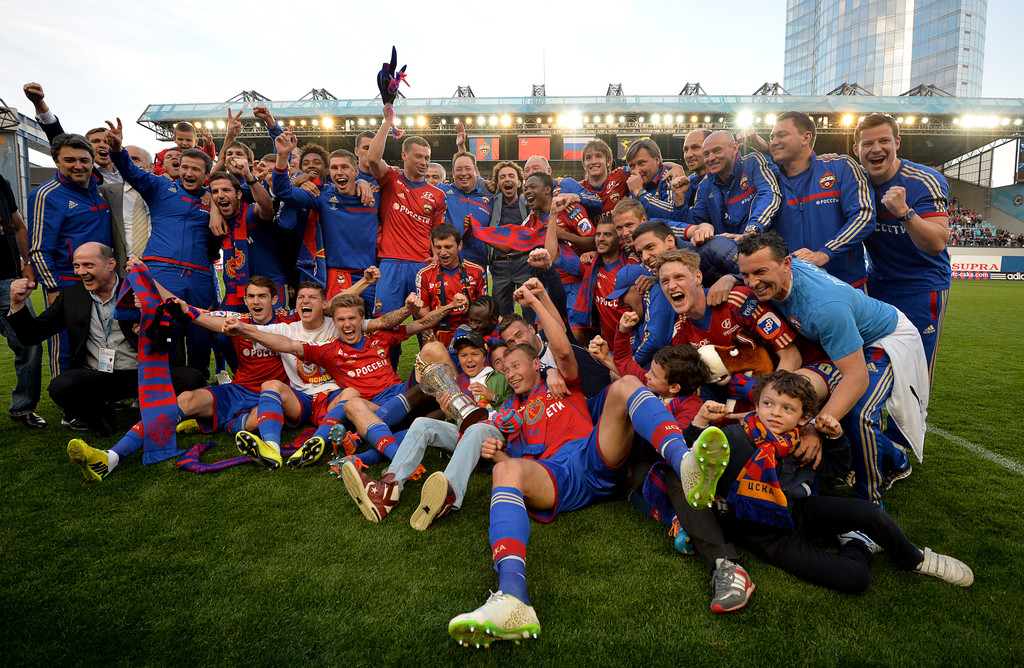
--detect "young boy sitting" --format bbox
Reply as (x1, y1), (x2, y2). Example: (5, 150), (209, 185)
(680, 370), (973, 612)
(340, 333), (513, 530)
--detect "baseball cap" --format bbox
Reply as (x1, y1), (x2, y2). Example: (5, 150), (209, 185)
(607, 264), (653, 301)
(453, 332), (488, 351)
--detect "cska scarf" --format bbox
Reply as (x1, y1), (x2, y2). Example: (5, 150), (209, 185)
(468, 215), (547, 252)
(221, 202), (251, 308)
(114, 267), (184, 465)
(727, 412), (800, 529)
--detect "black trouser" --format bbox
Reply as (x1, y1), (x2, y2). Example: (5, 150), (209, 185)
(720, 496), (924, 594)
(490, 255), (535, 320)
(48, 366), (207, 428)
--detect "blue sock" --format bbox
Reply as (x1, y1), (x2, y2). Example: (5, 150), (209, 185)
(112, 421), (145, 459)
(489, 486), (531, 605)
(364, 422), (399, 461)
(353, 448), (383, 466)
(314, 400), (348, 441)
(626, 387), (688, 474)
(256, 389), (284, 446)
(226, 413), (250, 436)
(375, 394), (411, 427)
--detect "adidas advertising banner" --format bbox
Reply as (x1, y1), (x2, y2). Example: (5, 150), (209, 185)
(949, 249), (1024, 281)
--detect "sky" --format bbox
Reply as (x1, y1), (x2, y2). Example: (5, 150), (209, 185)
(2, 0), (1022, 165)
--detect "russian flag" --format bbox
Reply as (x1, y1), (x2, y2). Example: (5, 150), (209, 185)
(518, 136), (550, 160)
(563, 136), (592, 160)
(470, 137), (500, 161)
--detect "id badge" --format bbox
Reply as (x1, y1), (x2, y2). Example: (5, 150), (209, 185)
(98, 347), (116, 373)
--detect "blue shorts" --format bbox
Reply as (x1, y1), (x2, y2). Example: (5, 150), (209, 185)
(374, 258), (427, 316)
(198, 384), (260, 434)
(372, 375), (416, 405)
(531, 419), (627, 522)
(290, 388), (315, 427)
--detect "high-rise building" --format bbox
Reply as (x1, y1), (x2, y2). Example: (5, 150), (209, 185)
(784, 0), (986, 97)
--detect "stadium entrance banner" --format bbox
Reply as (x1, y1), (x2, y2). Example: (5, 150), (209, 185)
(519, 136), (550, 160)
(563, 136), (594, 160)
(616, 135), (651, 160)
(469, 137), (499, 161)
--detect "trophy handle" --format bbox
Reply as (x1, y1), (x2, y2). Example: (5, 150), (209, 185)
(458, 406), (489, 434)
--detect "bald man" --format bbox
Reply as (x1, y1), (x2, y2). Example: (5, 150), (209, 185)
(683, 130), (782, 237)
(7, 242), (205, 436)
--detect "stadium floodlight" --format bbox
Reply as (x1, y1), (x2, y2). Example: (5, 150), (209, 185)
(651, 113), (661, 124)
(664, 116), (673, 126)
(358, 118), (366, 126)
(501, 115), (512, 126)
(300, 120), (307, 126)
(417, 116), (427, 127)
(765, 113), (777, 125)
(1002, 118), (1010, 126)
(440, 118), (447, 125)
(1016, 119), (1023, 125)
(718, 117), (724, 122)
(559, 111), (583, 129)
(736, 110), (754, 128)
(906, 116), (915, 125)
(755, 116), (762, 123)
(393, 117), (401, 126)
(605, 114), (614, 124)
(488, 116), (498, 126)
(194, 121), (203, 128)
(953, 117), (961, 125)
(703, 116), (710, 123)
(405, 117), (414, 126)
(920, 117), (929, 124)
(618, 116), (625, 122)
(216, 120), (226, 130)
(311, 119), (319, 126)
(547, 117), (554, 123)
(896, 117), (904, 124)
(841, 114), (854, 126)
(516, 117), (523, 123)
(536, 117), (542, 123)
(466, 117), (473, 124)
(690, 115), (698, 123)
(288, 120), (295, 126)
(322, 118), (333, 128)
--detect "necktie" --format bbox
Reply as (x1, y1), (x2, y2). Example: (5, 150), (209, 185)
(131, 196), (149, 258)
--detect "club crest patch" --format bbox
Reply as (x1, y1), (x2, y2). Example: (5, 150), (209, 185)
(524, 398), (544, 424)
(819, 173), (836, 189)
(740, 175), (749, 190)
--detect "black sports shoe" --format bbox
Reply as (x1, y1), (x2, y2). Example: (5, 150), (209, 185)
(61, 416), (90, 431)
(11, 411), (47, 429)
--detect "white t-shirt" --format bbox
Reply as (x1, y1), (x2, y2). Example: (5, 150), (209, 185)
(259, 319), (340, 395)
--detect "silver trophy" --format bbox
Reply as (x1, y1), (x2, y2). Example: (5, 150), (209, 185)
(415, 359), (488, 432)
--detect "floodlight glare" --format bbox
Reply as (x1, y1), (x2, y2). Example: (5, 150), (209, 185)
(488, 116), (498, 126)
(765, 113), (777, 125)
(736, 111), (754, 128)
(322, 118), (333, 128)
(417, 116), (427, 127)
(841, 114), (854, 126)
(651, 114), (661, 123)
(501, 115), (512, 126)
(216, 120), (226, 130)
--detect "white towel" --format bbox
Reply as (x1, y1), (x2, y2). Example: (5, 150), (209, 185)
(868, 311), (930, 462)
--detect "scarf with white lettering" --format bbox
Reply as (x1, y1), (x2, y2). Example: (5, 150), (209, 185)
(727, 412), (799, 529)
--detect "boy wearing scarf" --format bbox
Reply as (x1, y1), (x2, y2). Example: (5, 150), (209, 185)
(682, 370), (972, 612)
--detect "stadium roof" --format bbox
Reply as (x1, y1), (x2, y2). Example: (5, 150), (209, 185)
(139, 94), (1024, 167)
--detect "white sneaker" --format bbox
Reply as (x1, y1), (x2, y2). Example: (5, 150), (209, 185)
(682, 426), (730, 508)
(448, 591), (540, 648)
(914, 547), (974, 587)
(838, 530), (884, 555)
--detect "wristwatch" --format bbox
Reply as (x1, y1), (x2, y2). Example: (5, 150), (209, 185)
(899, 208), (916, 223)
(246, 178), (258, 185)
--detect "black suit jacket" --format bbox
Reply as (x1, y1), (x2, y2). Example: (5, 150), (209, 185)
(8, 281), (138, 370)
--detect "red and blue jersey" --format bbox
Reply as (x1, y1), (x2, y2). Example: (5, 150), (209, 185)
(110, 149), (214, 274)
(438, 182), (492, 267)
(670, 287), (796, 351)
(502, 376), (593, 460)
(214, 308), (295, 393)
(775, 154), (875, 287)
(415, 260), (487, 345)
(864, 159), (951, 292)
(301, 326), (409, 399)
(525, 204), (594, 284)
(378, 167), (446, 262)
(272, 168), (380, 273)
(686, 152), (782, 234)
(28, 170), (111, 292)
(579, 167), (630, 215)
(573, 253), (635, 341)
(554, 177), (603, 220)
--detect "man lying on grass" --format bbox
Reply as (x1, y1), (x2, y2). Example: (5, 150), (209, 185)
(680, 369), (972, 607)
(445, 278), (724, 648)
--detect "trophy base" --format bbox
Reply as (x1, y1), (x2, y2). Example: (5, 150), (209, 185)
(458, 406), (489, 434)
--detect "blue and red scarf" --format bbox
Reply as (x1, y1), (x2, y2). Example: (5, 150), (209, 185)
(114, 267), (184, 465)
(468, 215), (547, 252)
(727, 412), (799, 529)
(221, 202), (251, 307)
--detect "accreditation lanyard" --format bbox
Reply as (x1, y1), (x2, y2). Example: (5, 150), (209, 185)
(94, 298), (117, 373)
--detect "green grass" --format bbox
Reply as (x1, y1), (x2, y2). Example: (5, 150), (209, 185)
(1, 281), (1022, 666)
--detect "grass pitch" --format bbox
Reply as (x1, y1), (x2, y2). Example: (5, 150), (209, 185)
(0, 281), (1022, 666)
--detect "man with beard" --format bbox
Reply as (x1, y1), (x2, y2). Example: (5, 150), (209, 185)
(487, 161), (531, 317)
(105, 120), (219, 374)
(365, 106), (447, 316)
(570, 216), (635, 343)
(686, 131), (782, 236)
(416, 223), (486, 346)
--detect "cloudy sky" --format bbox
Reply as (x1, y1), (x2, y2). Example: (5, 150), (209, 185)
(2, 0), (1020, 164)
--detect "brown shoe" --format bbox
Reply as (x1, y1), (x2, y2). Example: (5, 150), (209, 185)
(410, 471), (457, 531)
(341, 462), (399, 522)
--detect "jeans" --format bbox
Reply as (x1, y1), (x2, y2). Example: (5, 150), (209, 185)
(0, 278), (42, 414)
(387, 418), (502, 507)
(490, 256), (535, 317)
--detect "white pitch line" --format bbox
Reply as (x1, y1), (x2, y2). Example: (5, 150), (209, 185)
(928, 425), (1024, 475)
